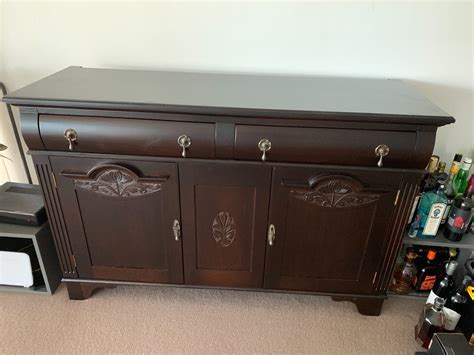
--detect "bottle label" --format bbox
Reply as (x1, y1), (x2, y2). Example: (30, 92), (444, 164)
(407, 194), (421, 224)
(441, 199), (452, 224)
(443, 308), (461, 331)
(413, 275), (437, 291)
(422, 203), (446, 236)
(426, 290), (438, 305)
(447, 206), (473, 234)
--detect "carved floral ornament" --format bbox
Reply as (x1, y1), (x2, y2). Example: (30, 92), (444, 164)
(73, 166), (162, 197)
(290, 176), (379, 208)
(212, 211), (236, 247)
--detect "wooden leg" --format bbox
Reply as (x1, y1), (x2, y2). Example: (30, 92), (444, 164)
(331, 296), (385, 316)
(65, 282), (116, 300)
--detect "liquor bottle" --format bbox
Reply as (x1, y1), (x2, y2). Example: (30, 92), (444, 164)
(453, 157), (472, 195)
(436, 161), (446, 174)
(408, 156), (442, 224)
(443, 276), (472, 331)
(415, 297), (446, 349)
(442, 155), (463, 224)
(443, 248), (458, 271)
(410, 181), (447, 238)
(420, 155), (440, 192)
(390, 248), (418, 295)
(426, 260), (458, 304)
(444, 175), (474, 242)
(413, 249), (443, 292)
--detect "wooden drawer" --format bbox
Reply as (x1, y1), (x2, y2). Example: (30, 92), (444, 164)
(234, 125), (416, 168)
(39, 115), (215, 158)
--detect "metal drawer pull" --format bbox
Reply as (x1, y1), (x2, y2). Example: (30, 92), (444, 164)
(375, 144), (390, 168)
(177, 135), (191, 158)
(267, 224), (275, 246)
(258, 139), (272, 162)
(172, 219), (181, 241)
(64, 129), (78, 151)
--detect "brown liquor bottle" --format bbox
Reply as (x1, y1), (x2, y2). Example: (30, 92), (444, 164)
(415, 297), (445, 348)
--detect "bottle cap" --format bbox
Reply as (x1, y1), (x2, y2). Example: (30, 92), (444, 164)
(427, 249), (437, 260)
(461, 157), (472, 170)
(427, 156), (439, 173)
(437, 161), (446, 173)
(454, 153), (463, 162)
(449, 161), (461, 174)
(446, 261), (458, 275)
(433, 297), (445, 308)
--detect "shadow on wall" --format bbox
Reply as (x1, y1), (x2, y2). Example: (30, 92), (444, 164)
(406, 79), (474, 163)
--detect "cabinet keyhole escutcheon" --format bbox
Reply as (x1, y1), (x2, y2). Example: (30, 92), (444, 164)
(267, 224), (276, 246)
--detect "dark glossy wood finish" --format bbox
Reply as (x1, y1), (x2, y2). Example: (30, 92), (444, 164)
(4, 67), (454, 125)
(264, 167), (401, 294)
(51, 157), (183, 283)
(40, 114), (215, 158)
(179, 163), (271, 288)
(6, 68), (454, 315)
(235, 125), (417, 168)
(331, 296), (385, 316)
(65, 281), (116, 300)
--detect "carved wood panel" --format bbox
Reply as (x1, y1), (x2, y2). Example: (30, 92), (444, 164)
(212, 211), (237, 247)
(289, 175), (379, 208)
(62, 164), (163, 198)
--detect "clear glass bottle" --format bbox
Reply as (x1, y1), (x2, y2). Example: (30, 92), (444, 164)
(390, 248), (417, 295)
(415, 297), (445, 349)
(410, 181), (448, 238)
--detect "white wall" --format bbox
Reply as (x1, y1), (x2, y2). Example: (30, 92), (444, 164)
(1, 1), (473, 183)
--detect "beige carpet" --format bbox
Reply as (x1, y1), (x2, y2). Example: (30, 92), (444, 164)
(0, 284), (425, 354)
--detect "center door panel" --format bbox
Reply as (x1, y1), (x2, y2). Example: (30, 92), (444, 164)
(179, 163), (271, 288)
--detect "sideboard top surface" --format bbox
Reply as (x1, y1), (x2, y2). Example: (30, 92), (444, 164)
(4, 66), (453, 125)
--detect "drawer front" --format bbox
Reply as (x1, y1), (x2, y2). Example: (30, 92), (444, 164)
(234, 125), (416, 168)
(39, 115), (215, 158)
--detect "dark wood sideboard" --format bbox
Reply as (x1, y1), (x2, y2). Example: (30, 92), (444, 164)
(4, 67), (454, 315)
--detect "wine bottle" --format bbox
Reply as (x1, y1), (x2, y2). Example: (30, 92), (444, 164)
(426, 260), (458, 304)
(453, 157), (472, 195)
(443, 276), (472, 331)
(444, 175), (474, 242)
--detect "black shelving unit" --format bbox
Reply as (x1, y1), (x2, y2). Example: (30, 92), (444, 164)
(388, 229), (474, 300)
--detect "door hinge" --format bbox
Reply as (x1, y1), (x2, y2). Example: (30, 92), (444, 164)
(71, 254), (77, 268)
(51, 171), (57, 189)
(372, 271), (378, 284)
(394, 189), (400, 206)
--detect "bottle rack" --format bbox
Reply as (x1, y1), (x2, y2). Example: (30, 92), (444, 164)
(388, 228), (474, 300)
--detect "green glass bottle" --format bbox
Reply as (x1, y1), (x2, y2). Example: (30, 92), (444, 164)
(453, 157), (472, 195)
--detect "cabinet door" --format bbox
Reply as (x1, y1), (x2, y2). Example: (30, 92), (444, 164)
(264, 167), (402, 294)
(51, 156), (183, 283)
(179, 163), (271, 288)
